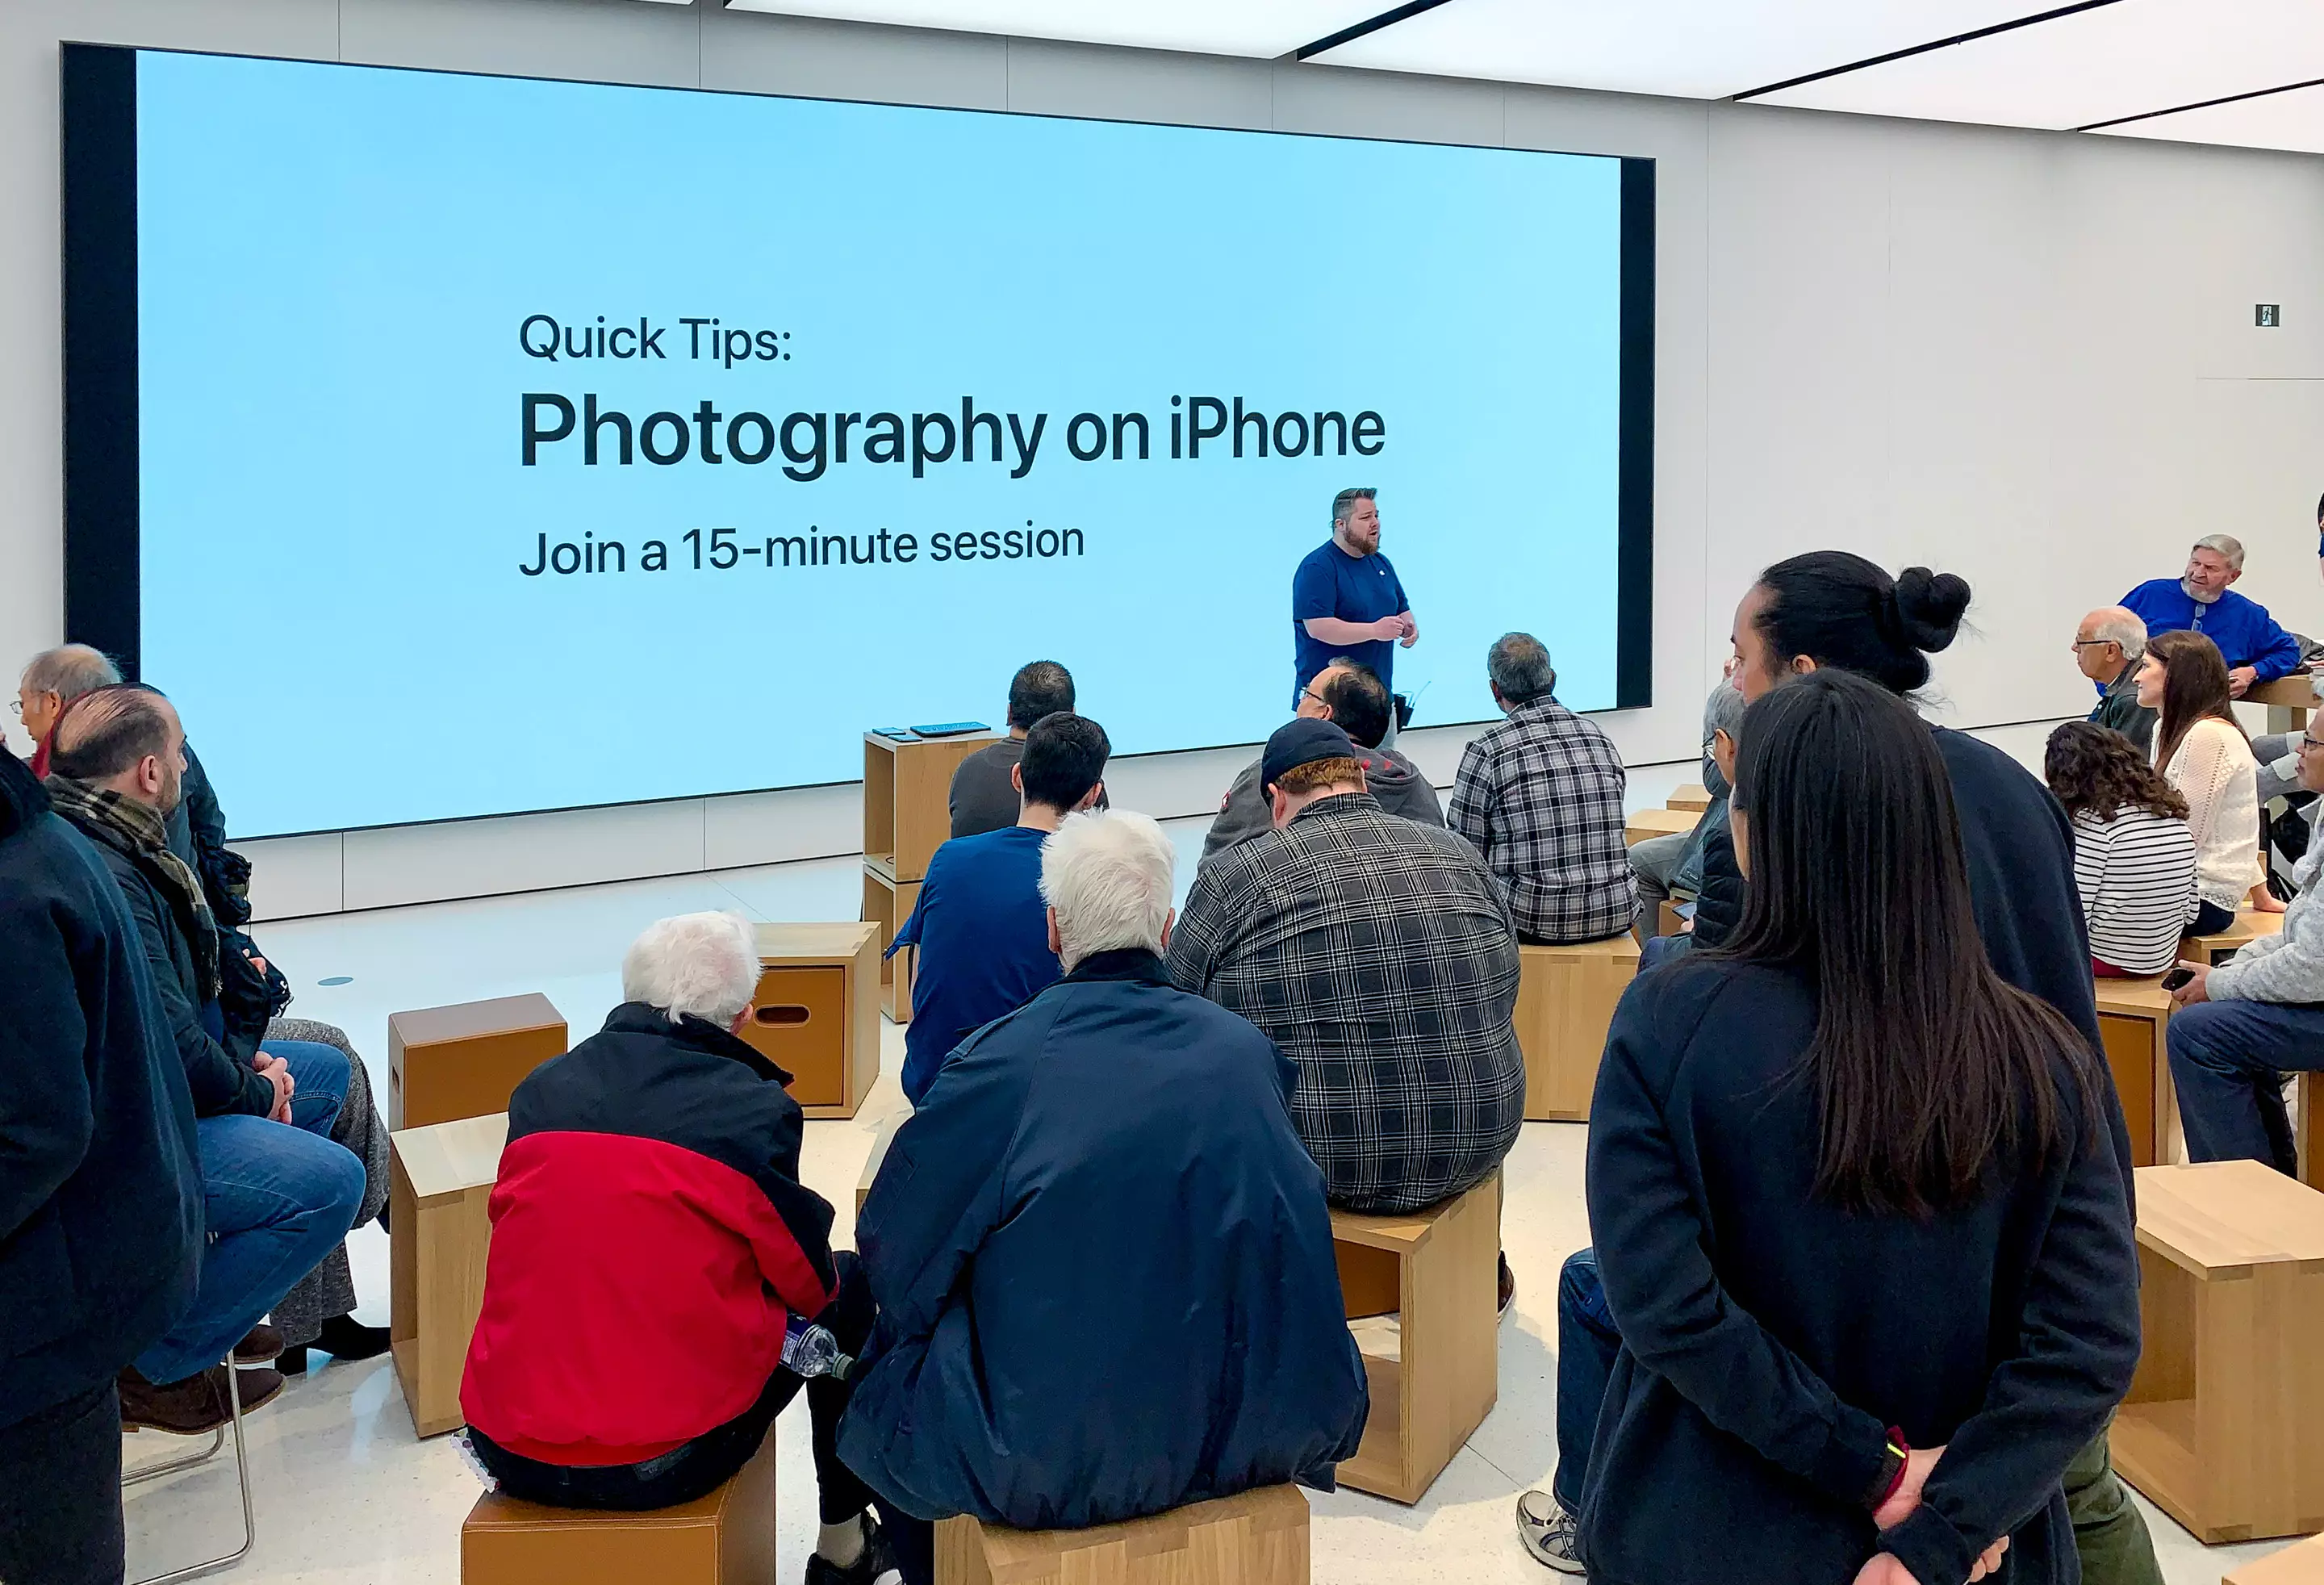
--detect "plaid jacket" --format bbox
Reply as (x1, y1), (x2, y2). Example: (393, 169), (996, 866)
(1448, 698), (1635, 944)
(1166, 792), (1524, 1215)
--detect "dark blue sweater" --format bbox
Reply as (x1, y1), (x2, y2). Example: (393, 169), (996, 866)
(893, 825), (1060, 1104)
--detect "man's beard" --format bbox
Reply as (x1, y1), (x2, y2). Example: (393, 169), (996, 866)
(2181, 576), (2221, 604)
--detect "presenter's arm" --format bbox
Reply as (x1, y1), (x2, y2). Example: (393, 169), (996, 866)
(1302, 616), (1406, 646)
(1398, 611), (1418, 649)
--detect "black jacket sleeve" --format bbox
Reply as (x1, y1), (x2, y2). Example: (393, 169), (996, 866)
(115, 865), (271, 1118)
(1690, 819), (1745, 949)
(0, 895), (98, 1242)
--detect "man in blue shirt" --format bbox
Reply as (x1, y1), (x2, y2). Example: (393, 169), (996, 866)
(2120, 534), (2302, 698)
(892, 712), (1110, 1103)
(1292, 487), (1416, 713)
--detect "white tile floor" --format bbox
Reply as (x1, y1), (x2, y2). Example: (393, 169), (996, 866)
(121, 826), (2287, 1585)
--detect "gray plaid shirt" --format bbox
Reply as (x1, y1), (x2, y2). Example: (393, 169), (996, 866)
(1448, 698), (1635, 944)
(1167, 792), (1524, 1215)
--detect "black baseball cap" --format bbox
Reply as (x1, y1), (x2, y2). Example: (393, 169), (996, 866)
(1261, 718), (1359, 794)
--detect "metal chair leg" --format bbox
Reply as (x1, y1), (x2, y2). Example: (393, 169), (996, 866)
(124, 1361), (257, 1585)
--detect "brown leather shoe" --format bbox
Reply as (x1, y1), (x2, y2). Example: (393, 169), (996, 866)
(232, 1323), (283, 1365)
(119, 1364), (284, 1434)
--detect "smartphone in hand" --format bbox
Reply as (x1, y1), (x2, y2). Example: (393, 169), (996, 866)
(2160, 967), (2196, 992)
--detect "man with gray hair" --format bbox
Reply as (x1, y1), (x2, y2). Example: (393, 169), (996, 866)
(2121, 535), (2301, 698)
(845, 811), (1367, 1585)
(1448, 633), (1635, 943)
(15, 643), (119, 759)
(463, 910), (897, 1585)
(1291, 486), (1415, 736)
(2074, 606), (2157, 755)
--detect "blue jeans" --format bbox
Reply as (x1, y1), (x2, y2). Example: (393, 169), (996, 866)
(2167, 997), (2324, 1174)
(1552, 1248), (1620, 1514)
(135, 1044), (364, 1383)
(1639, 933), (1693, 973)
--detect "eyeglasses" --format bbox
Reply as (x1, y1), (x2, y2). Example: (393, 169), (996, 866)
(2301, 735), (2324, 751)
(1301, 687), (1330, 708)
(6, 700), (18, 717)
(2071, 640), (2117, 649)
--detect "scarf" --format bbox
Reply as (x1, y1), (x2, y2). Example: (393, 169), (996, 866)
(46, 773), (220, 1001)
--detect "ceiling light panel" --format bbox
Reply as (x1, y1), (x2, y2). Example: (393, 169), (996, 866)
(1309, 0), (2052, 101)
(2094, 78), (2324, 154)
(721, 1), (1386, 60)
(1756, 0), (2324, 132)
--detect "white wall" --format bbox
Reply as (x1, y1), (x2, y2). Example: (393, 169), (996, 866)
(2, 0), (2318, 918)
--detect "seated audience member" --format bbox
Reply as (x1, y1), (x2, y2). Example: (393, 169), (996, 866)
(1537, 672), (2140, 1585)
(1171, 720), (1524, 1217)
(1204, 657), (1442, 862)
(0, 749), (203, 1585)
(2120, 535), (2301, 698)
(462, 912), (893, 1585)
(842, 813), (1367, 1585)
(2167, 721), (2324, 1174)
(1448, 633), (1634, 945)
(45, 686), (363, 1432)
(2139, 630), (2266, 931)
(2073, 607), (2157, 756)
(1631, 676), (1744, 914)
(2045, 722), (2199, 977)
(893, 713), (1109, 1104)
(947, 660), (1106, 839)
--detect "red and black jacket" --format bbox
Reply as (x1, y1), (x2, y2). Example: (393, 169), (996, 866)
(459, 1002), (838, 1466)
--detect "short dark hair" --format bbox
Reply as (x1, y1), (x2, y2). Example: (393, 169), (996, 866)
(1331, 487), (1374, 528)
(1019, 713), (1110, 812)
(48, 684), (175, 781)
(1006, 660), (1076, 731)
(1316, 659), (1391, 748)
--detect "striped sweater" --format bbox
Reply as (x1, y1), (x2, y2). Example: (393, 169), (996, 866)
(2071, 808), (2198, 974)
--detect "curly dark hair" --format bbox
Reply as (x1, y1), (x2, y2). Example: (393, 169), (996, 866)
(2044, 721), (2189, 822)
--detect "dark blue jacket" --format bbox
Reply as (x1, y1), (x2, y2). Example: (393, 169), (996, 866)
(838, 949), (1368, 1529)
(2121, 578), (2303, 681)
(0, 752), (202, 1428)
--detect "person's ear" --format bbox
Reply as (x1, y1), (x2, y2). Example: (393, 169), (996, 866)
(1790, 654), (1819, 677)
(1075, 780), (1104, 812)
(137, 754), (164, 800)
(2226, 566), (2242, 588)
(1730, 807), (1753, 882)
(1269, 784), (1292, 827)
(1010, 763), (1024, 793)
(729, 1007), (753, 1035)
(1159, 906), (1177, 954)
(1047, 906), (1062, 958)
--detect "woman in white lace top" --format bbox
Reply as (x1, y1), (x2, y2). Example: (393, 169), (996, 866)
(2138, 629), (2263, 935)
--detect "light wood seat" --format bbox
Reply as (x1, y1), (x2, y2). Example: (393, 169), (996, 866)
(746, 922), (880, 1119)
(1328, 1175), (1499, 1505)
(2114, 1162), (2324, 1544)
(462, 1430), (773, 1584)
(1665, 784), (1711, 813)
(391, 1113), (508, 1438)
(2186, 907), (2286, 967)
(2230, 1531), (2324, 1583)
(2095, 975), (2173, 1169)
(388, 993), (565, 1131)
(857, 1112), (904, 1217)
(935, 1484), (1308, 1585)
(1515, 936), (1641, 1122)
(1622, 806), (1697, 847)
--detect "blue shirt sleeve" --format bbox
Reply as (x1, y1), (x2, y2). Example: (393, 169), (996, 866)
(1291, 550), (1337, 623)
(2251, 607), (2304, 683)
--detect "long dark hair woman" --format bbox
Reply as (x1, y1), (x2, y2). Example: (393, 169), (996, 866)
(1578, 671), (2138, 1585)
(2138, 629), (2266, 931)
(2045, 721), (2198, 977)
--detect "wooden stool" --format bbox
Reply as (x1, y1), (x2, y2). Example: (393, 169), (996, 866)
(462, 1429), (773, 1584)
(863, 730), (997, 885)
(1514, 937), (1641, 1122)
(2096, 976), (2173, 1169)
(1329, 1175), (1499, 1504)
(861, 868), (920, 1023)
(2186, 908), (2286, 966)
(2113, 1161), (2324, 1542)
(935, 1483), (1307, 1585)
(2301, 1073), (2321, 1190)
(745, 923), (880, 1118)
(1666, 784), (1711, 813)
(2230, 1532), (2324, 1583)
(388, 994), (566, 1131)
(1623, 807), (1697, 847)
(390, 1112), (507, 1437)
(857, 1112), (904, 1217)
(1653, 898), (1688, 939)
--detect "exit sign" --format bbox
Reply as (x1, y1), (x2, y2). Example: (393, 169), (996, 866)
(2257, 304), (2282, 327)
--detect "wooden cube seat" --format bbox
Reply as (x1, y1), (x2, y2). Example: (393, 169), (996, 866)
(1622, 806), (1697, 847)
(389, 993), (566, 1131)
(462, 1431), (773, 1584)
(391, 1112), (508, 1437)
(1328, 1175), (1499, 1504)
(2095, 975), (2173, 1169)
(2186, 907), (2285, 967)
(2230, 1532), (2324, 1583)
(746, 923), (880, 1118)
(936, 1483), (1307, 1585)
(1515, 936), (1641, 1122)
(1666, 784), (1711, 813)
(857, 1112), (904, 1217)
(2114, 1161), (2324, 1543)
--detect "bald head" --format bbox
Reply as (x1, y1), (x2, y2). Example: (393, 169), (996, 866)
(2073, 606), (2146, 684)
(17, 644), (122, 742)
(48, 685), (184, 812)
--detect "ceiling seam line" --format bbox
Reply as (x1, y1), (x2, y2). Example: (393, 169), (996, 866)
(2075, 73), (2324, 132)
(1293, 0), (1458, 63)
(1728, 0), (2127, 102)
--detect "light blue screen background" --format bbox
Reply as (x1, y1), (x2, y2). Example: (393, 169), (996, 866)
(134, 50), (1628, 836)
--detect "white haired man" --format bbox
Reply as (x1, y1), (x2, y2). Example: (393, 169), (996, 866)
(2073, 606), (2156, 756)
(461, 912), (894, 1585)
(842, 812), (1368, 1585)
(2120, 535), (2301, 699)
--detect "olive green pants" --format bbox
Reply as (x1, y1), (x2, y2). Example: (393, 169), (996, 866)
(2066, 1426), (2163, 1585)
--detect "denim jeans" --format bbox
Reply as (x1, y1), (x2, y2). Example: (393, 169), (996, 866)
(2167, 997), (2324, 1173)
(1551, 1248), (1620, 1514)
(134, 1043), (365, 1383)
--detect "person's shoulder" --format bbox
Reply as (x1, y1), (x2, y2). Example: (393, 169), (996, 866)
(2123, 577), (2177, 604)
(1294, 541), (1338, 574)
(1614, 955), (1801, 1064)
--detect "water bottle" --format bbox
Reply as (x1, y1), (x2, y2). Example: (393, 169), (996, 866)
(782, 1312), (853, 1381)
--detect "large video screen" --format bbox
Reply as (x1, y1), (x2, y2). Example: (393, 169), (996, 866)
(63, 45), (1653, 838)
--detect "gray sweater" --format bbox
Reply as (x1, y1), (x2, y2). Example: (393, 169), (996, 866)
(1201, 746), (1445, 865)
(2209, 844), (2324, 1003)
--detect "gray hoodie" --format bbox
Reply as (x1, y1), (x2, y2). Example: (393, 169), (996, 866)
(2208, 843), (2324, 1004)
(1200, 745), (1446, 865)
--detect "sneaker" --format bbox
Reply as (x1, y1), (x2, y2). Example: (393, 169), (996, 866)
(119, 1364), (284, 1434)
(1515, 1490), (1584, 1575)
(805, 1513), (894, 1585)
(232, 1323), (282, 1365)
(1498, 1253), (1517, 1319)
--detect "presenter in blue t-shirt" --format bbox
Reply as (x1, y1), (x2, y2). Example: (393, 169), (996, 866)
(1292, 487), (1416, 724)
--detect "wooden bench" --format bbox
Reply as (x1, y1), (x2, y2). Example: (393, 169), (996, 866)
(1666, 784), (1711, 813)
(857, 1112), (904, 1217)
(2230, 1531), (2324, 1583)
(462, 1429), (773, 1584)
(1329, 1175), (1499, 1504)
(391, 1113), (508, 1438)
(2186, 907), (2286, 966)
(2113, 1161), (2324, 1544)
(2095, 976), (2174, 1169)
(935, 1483), (1307, 1585)
(745, 922), (880, 1119)
(1514, 937), (1640, 1122)
(388, 993), (565, 1131)
(1622, 806), (1698, 847)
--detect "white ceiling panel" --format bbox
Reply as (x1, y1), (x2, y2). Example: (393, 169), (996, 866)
(1308, 0), (2055, 102)
(2095, 79), (2324, 154)
(719, 1), (1386, 59)
(1756, 0), (2324, 132)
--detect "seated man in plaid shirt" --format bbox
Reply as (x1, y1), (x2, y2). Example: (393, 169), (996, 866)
(1168, 719), (1525, 1239)
(1448, 633), (1636, 946)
